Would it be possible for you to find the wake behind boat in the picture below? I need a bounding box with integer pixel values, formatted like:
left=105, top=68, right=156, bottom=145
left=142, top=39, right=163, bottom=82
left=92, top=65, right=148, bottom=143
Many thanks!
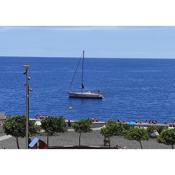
left=68, top=50, right=104, bottom=99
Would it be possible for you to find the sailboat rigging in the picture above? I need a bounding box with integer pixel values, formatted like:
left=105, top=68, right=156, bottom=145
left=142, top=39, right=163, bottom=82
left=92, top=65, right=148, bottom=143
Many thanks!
left=68, top=50, right=104, bottom=99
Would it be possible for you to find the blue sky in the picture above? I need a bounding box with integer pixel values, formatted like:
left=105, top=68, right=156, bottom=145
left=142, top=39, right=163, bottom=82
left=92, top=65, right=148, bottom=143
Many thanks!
left=0, top=26, right=175, bottom=58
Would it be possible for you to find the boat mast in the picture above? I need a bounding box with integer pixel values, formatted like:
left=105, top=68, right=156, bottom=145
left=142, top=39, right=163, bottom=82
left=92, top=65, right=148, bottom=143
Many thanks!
left=81, top=50, right=85, bottom=91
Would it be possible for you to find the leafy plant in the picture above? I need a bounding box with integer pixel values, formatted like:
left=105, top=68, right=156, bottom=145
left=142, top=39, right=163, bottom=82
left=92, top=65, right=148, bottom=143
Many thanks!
left=73, top=119, right=92, bottom=146
left=41, top=116, right=66, bottom=146
left=156, top=126, right=167, bottom=134
left=100, top=121, right=128, bottom=147
left=147, top=125, right=167, bottom=135
left=3, top=115, right=39, bottom=149
left=157, top=128, right=175, bottom=149
left=29, top=120, right=40, bottom=136
left=124, top=127, right=149, bottom=149
left=100, top=126, right=113, bottom=147
left=121, top=123, right=134, bottom=131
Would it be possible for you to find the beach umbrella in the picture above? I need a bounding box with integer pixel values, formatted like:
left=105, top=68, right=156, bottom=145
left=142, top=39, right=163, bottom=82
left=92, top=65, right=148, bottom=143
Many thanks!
left=128, top=121, right=136, bottom=126
left=29, top=137, right=39, bottom=148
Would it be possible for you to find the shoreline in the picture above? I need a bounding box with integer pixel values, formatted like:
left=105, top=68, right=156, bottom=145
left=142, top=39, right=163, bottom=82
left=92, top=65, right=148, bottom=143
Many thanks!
left=31, top=118, right=175, bottom=128
left=2, top=116, right=175, bottom=128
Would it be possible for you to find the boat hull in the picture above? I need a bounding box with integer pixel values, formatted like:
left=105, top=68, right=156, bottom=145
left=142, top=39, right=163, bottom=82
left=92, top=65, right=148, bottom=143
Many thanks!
left=69, top=92, right=104, bottom=99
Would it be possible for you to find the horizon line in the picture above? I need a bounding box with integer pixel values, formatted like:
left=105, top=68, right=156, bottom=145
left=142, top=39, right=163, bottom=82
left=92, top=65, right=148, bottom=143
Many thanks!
left=0, top=55, right=175, bottom=59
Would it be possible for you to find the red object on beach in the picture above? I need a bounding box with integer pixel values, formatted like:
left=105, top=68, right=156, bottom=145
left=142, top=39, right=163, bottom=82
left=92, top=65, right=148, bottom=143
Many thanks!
left=39, top=140, right=48, bottom=149
left=29, top=137, right=48, bottom=149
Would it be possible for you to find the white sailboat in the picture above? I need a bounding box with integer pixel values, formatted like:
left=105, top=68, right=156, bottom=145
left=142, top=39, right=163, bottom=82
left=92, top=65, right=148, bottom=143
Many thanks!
left=68, top=51, right=104, bottom=99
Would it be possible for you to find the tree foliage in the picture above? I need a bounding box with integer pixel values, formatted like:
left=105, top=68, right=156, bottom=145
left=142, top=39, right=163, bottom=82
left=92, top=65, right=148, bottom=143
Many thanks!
left=121, top=123, right=134, bottom=132
left=73, top=119, right=92, bottom=133
left=41, top=116, right=66, bottom=146
left=157, top=128, right=175, bottom=149
left=41, top=116, right=66, bottom=135
left=124, top=127, right=149, bottom=149
left=3, top=115, right=26, bottom=138
left=101, top=121, right=133, bottom=137
left=100, top=121, right=132, bottom=147
left=100, top=127, right=112, bottom=147
left=73, top=119, right=92, bottom=146
left=3, top=115, right=39, bottom=137
left=29, top=120, right=40, bottom=136
left=3, top=115, right=39, bottom=148
left=147, top=125, right=167, bottom=135
left=156, top=126, right=168, bottom=134
left=101, top=121, right=124, bottom=136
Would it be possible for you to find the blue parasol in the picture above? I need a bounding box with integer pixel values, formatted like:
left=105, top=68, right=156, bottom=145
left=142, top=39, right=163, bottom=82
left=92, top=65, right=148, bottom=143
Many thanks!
left=128, top=121, right=136, bottom=126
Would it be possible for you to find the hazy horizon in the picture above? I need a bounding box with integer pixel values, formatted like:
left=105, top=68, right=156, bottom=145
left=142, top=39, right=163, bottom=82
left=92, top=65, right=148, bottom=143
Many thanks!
left=1, top=55, right=175, bottom=59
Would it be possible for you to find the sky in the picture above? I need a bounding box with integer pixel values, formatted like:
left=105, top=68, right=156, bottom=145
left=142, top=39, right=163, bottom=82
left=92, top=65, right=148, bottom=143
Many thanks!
left=0, top=26, right=175, bottom=58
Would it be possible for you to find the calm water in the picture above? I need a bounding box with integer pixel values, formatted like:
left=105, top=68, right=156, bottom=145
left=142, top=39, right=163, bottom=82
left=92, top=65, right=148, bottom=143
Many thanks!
left=0, top=57, right=175, bottom=122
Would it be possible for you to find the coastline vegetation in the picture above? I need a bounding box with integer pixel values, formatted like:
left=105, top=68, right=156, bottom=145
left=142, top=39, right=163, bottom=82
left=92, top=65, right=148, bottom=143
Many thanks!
left=72, top=119, right=92, bottom=147
left=124, top=127, right=149, bottom=149
left=147, top=125, right=167, bottom=135
left=157, top=128, right=175, bottom=149
left=3, top=115, right=39, bottom=149
left=100, top=121, right=131, bottom=148
left=41, top=116, right=66, bottom=146
left=1, top=116, right=175, bottom=149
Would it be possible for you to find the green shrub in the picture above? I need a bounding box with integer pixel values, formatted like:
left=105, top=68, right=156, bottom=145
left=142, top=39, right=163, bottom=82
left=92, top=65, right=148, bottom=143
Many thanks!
left=125, top=127, right=149, bottom=149
left=3, top=115, right=39, bottom=149
left=147, top=125, right=167, bottom=135
left=41, top=116, right=66, bottom=146
left=73, top=119, right=92, bottom=146
left=157, top=128, right=175, bottom=149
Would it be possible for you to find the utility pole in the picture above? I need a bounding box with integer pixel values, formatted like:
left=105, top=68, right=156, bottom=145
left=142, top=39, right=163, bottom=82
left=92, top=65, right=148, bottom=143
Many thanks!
left=23, top=65, right=30, bottom=149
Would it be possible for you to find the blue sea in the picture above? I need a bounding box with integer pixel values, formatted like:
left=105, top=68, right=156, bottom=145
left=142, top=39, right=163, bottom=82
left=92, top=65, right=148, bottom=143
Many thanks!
left=0, top=57, right=175, bottom=122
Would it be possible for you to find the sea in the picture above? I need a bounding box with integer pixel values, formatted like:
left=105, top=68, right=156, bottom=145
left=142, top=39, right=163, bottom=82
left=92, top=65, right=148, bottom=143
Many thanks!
left=0, top=57, right=175, bottom=123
